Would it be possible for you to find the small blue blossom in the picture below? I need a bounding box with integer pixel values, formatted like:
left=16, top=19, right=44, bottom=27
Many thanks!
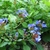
left=28, top=24, right=36, bottom=29
left=30, top=30, right=36, bottom=34
left=16, top=9, right=22, bottom=14
left=22, top=12, right=28, bottom=17
left=36, top=20, right=41, bottom=25
left=36, top=31, right=41, bottom=35
left=15, top=32, right=18, bottom=37
left=35, top=36, right=41, bottom=42
left=42, top=23, right=47, bottom=28
left=41, top=21, right=47, bottom=28
left=34, top=27, right=39, bottom=31
left=0, top=19, right=4, bottom=25
left=3, top=18, right=8, bottom=23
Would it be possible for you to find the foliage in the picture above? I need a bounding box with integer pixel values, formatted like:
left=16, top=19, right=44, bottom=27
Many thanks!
left=0, top=0, right=50, bottom=50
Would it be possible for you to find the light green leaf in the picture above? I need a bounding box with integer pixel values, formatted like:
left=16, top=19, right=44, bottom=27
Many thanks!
left=8, top=14, right=17, bottom=23
left=4, top=24, right=10, bottom=30
left=4, top=38, right=9, bottom=41
left=17, top=0, right=27, bottom=6
left=18, top=39, right=23, bottom=42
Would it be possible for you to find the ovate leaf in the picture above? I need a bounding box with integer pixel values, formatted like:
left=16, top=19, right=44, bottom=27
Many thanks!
left=18, top=29, right=24, bottom=36
left=28, top=39, right=37, bottom=46
left=23, top=44, right=31, bottom=50
left=37, top=44, right=44, bottom=50
left=0, top=42, right=8, bottom=47
left=22, top=22, right=28, bottom=28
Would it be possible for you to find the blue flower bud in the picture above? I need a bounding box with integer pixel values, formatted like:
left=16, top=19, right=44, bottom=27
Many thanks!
left=15, top=32, right=18, bottom=37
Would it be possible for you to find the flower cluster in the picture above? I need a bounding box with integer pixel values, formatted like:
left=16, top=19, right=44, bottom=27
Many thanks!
left=28, top=20, right=47, bottom=42
left=16, top=8, right=28, bottom=18
left=0, top=17, right=47, bottom=43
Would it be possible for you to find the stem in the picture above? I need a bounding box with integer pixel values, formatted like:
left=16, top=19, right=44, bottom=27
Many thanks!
left=6, top=45, right=10, bottom=50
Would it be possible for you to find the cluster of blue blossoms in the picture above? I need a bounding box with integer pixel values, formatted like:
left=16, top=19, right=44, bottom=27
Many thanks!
left=0, top=9, right=47, bottom=43
left=15, top=20, right=47, bottom=42
left=16, top=8, right=28, bottom=17
left=28, top=20, right=47, bottom=42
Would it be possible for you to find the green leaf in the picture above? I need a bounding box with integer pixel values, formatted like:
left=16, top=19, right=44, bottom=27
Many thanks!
left=4, top=24, right=10, bottom=30
left=17, top=0, right=27, bottom=6
left=18, top=39, right=23, bottom=42
left=28, top=39, right=37, bottom=46
left=34, top=14, right=42, bottom=20
left=4, top=38, right=9, bottom=41
left=8, top=14, right=17, bottom=23
left=22, top=22, right=28, bottom=28
left=23, top=44, right=31, bottom=50
left=29, top=11, right=34, bottom=17
left=2, top=14, right=8, bottom=17
left=8, top=42, right=11, bottom=45
left=0, top=42, right=8, bottom=47
left=18, top=29, right=24, bottom=36
left=0, top=47, right=6, bottom=50
left=36, top=44, right=44, bottom=50
left=28, top=19, right=33, bottom=23
left=42, top=32, right=50, bottom=42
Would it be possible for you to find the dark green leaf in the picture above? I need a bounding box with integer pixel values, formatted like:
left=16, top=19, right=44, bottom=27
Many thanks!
left=36, top=44, right=44, bottom=50
left=18, top=29, right=24, bottom=36
left=28, top=39, right=37, bottom=46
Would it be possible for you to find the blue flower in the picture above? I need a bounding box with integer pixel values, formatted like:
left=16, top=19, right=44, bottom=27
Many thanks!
left=0, top=19, right=4, bottom=25
left=28, top=24, right=36, bottom=29
left=34, top=27, right=39, bottom=31
left=22, top=12, right=28, bottom=17
left=30, top=30, right=36, bottom=34
left=15, top=32, right=18, bottom=37
left=36, top=20, right=41, bottom=25
left=42, top=23, right=47, bottom=28
left=35, top=36, right=41, bottom=42
left=16, top=9, right=22, bottom=14
left=41, top=21, right=47, bottom=28
left=36, top=31, right=41, bottom=35
left=3, top=18, right=8, bottom=23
